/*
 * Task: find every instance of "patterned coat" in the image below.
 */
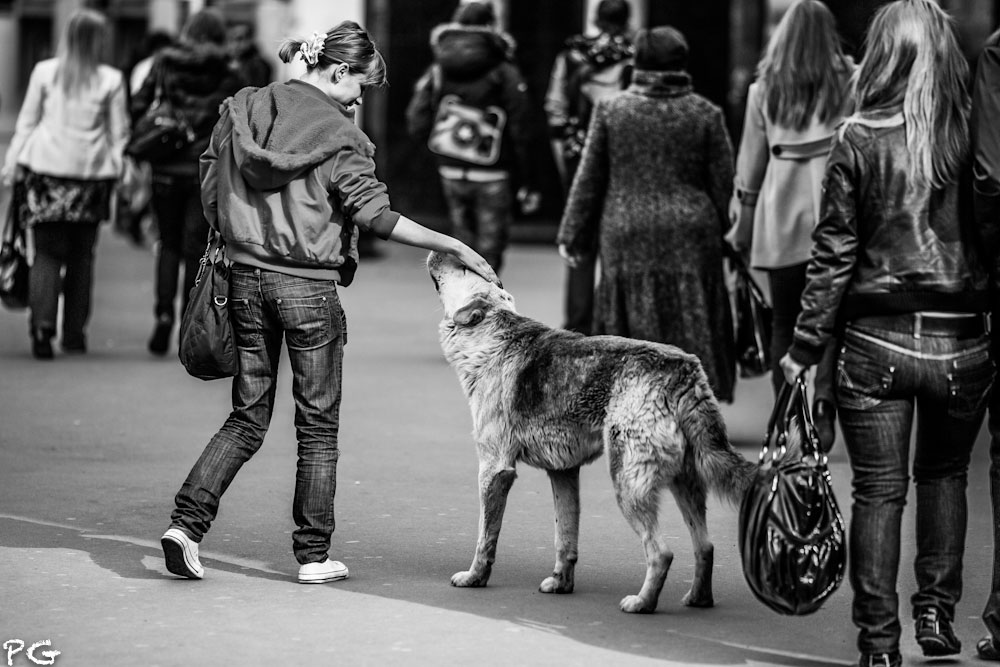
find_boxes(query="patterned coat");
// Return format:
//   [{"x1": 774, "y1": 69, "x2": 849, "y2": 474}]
[{"x1": 556, "y1": 70, "x2": 736, "y2": 401}]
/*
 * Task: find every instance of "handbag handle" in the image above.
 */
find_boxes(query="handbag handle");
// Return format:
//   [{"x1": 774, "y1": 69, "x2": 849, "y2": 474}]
[
  {"x1": 730, "y1": 252, "x2": 768, "y2": 306},
  {"x1": 759, "y1": 376, "x2": 823, "y2": 464}
]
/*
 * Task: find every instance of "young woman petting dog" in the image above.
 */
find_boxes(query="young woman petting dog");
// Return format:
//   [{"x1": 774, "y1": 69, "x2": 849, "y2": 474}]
[
  {"x1": 780, "y1": 2, "x2": 998, "y2": 665},
  {"x1": 159, "y1": 21, "x2": 497, "y2": 585}
]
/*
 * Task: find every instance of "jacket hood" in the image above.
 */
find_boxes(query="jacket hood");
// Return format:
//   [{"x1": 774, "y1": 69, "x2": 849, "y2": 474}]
[
  {"x1": 158, "y1": 42, "x2": 231, "y2": 72},
  {"x1": 225, "y1": 80, "x2": 371, "y2": 191},
  {"x1": 431, "y1": 23, "x2": 515, "y2": 79}
]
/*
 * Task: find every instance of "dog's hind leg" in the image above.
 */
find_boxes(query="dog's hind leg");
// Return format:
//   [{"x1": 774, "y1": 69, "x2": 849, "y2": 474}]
[
  {"x1": 451, "y1": 459, "x2": 517, "y2": 588},
  {"x1": 670, "y1": 479, "x2": 714, "y2": 608},
  {"x1": 609, "y1": 442, "x2": 672, "y2": 613},
  {"x1": 539, "y1": 467, "x2": 580, "y2": 594}
]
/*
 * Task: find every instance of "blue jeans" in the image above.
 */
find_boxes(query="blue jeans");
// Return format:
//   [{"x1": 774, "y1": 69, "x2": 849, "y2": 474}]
[
  {"x1": 836, "y1": 316, "x2": 993, "y2": 654},
  {"x1": 170, "y1": 266, "x2": 346, "y2": 564},
  {"x1": 439, "y1": 176, "x2": 511, "y2": 273}
]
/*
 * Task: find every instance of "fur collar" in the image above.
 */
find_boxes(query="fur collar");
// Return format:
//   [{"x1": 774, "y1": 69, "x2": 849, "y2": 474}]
[{"x1": 627, "y1": 70, "x2": 693, "y2": 98}]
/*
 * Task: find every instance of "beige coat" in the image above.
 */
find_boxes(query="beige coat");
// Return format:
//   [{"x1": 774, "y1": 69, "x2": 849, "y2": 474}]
[
  {"x1": 4, "y1": 58, "x2": 129, "y2": 181},
  {"x1": 728, "y1": 76, "x2": 852, "y2": 269}
]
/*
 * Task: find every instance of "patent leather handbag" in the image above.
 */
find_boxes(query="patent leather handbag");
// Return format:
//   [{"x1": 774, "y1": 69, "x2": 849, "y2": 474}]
[
  {"x1": 739, "y1": 376, "x2": 846, "y2": 615},
  {"x1": 178, "y1": 230, "x2": 238, "y2": 381}
]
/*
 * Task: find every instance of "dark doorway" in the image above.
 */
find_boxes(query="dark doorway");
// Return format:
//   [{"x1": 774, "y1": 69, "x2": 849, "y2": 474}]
[
  {"x1": 507, "y1": 0, "x2": 584, "y2": 227},
  {"x1": 367, "y1": 0, "x2": 584, "y2": 233},
  {"x1": 646, "y1": 0, "x2": 731, "y2": 117},
  {"x1": 367, "y1": 0, "x2": 458, "y2": 226}
]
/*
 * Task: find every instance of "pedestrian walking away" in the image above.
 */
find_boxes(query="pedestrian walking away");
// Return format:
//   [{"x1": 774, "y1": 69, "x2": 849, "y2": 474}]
[
  {"x1": 545, "y1": 0, "x2": 633, "y2": 335},
  {"x1": 130, "y1": 9, "x2": 245, "y2": 357},
  {"x1": 725, "y1": 0, "x2": 854, "y2": 451},
  {"x1": 160, "y1": 20, "x2": 498, "y2": 585},
  {"x1": 780, "y1": 2, "x2": 998, "y2": 665},
  {"x1": 405, "y1": 1, "x2": 540, "y2": 275},
  {"x1": 556, "y1": 25, "x2": 737, "y2": 403},
  {"x1": 971, "y1": 23, "x2": 1000, "y2": 665},
  {"x1": 1, "y1": 9, "x2": 129, "y2": 359}
]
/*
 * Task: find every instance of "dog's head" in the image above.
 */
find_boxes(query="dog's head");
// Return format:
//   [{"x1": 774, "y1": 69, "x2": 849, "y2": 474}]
[{"x1": 426, "y1": 251, "x2": 515, "y2": 328}]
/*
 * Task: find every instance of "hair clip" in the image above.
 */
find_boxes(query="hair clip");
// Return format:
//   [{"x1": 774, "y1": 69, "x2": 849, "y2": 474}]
[{"x1": 299, "y1": 31, "x2": 327, "y2": 66}]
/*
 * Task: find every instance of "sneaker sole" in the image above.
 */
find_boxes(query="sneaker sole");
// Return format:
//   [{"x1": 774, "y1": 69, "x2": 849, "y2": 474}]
[
  {"x1": 298, "y1": 571, "x2": 349, "y2": 584},
  {"x1": 161, "y1": 533, "x2": 203, "y2": 580},
  {"x1": 916, "y1": 637, "x2": 960, "y2": 657}
]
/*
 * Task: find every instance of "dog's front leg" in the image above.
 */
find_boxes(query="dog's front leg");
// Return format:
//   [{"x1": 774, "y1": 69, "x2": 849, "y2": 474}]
[
  {"x1": 451, "y1": 459, "x2": 517, "y2": 588},
  {"x1": 539, "y1": 467, "x2": 580, "y2": 594}
]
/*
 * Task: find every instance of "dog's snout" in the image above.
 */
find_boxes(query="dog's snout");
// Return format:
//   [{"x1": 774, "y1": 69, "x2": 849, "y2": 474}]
[{"x1": 431, "y1": 274, "x2": 440, "y2": 292}]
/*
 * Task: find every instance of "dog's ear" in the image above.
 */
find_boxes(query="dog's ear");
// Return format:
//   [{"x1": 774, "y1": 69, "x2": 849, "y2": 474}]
[{"x1": 453, "y1": 296, "x2": 491, "y2": 327}]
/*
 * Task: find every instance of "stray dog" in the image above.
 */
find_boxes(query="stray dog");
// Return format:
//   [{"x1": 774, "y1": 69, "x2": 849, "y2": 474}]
[{"x1": 427, "y1": 251, "x2": 757, "y2": 613}]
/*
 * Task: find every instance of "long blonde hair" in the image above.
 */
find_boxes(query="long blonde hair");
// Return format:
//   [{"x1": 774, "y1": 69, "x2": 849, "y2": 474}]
[
  {"x1": 757, "y1": 0, "x2": 850, "y2": 131},
  {"x1": 854, "y1": 0, "x2": 969, "y2": 188},
  {"x1": 56, "y1": 9, "x2": 108, "y2": 97}
]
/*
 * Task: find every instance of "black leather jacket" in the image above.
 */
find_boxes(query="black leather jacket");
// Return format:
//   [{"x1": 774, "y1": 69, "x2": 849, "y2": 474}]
[{"x1": 789, "y1": 109, "x2": 994, "y2": 366}]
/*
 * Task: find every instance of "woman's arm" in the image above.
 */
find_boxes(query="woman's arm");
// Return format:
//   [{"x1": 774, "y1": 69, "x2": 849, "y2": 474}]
[
  {"x1": 556, "y1": 100, "x2": 609, "y2": 263},
  {"x1": 388, "y1": 215, "x2": 499, "y2": 285},
  {"x1": 2, "y1": 63, "x2": 45, "y2": 184},
  {"x1": 107, "y1": 71, "x2": 130, "y2": 175},
  {"x1": 726, "y1": 83, "x2": 769, "y2": 251}
]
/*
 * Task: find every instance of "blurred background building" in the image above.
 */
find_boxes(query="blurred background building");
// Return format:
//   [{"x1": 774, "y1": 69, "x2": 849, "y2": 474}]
[{"x1": 0, "y1": 0, "x2": 996, "y2": 229}]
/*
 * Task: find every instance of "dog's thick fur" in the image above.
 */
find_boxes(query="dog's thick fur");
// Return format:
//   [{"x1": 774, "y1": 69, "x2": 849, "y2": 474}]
[{"x1": 428, "y1": 252, "x2": 757, "y2": 613}]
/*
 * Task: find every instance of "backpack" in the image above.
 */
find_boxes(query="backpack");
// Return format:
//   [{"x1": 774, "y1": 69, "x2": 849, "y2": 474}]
[
  {"x1": 426, "y1": 65, "x2": 507, "y2": 167},
  {"x1": 560, "y1": 35, "x2": 633, "y2": 161}
]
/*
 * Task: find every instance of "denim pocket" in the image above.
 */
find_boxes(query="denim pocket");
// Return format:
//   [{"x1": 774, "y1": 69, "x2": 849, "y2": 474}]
[
  {"x1": 276, "y1": 295, "x2": 341, "y2": 350},
  {"x1": 947, "y1": 342, "x2": 995, "y2": 422},
  {"x1": 837, "y1": 337, "x2": 894, "y2": 412},
  {"x1": 230, "y1": 298, "x2": 260, "y2": 347}
]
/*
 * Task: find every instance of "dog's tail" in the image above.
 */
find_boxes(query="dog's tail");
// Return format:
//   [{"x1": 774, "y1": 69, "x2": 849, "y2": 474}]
[{"x1": 676, "y1": 366, "x2": 757, "y2": 506}]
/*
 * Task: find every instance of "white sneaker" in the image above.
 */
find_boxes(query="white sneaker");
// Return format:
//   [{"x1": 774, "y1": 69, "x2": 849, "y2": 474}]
[
  {"x1": 161, "y1": 527, "x2": 204, "y2": 579},
  {"x1": 298, "y1": 558, "x2": 349, "y2": 584}
]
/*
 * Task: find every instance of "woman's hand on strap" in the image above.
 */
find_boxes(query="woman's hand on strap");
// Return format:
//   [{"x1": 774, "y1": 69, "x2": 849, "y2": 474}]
[{"x1": 779, "y1": 353, "x2": 808, "y2": 386}]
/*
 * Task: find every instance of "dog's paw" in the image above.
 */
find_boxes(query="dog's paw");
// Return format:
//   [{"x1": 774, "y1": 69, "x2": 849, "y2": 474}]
[
  {"x1": 451, "y1": 570, "x2": 488, "y2": 588},
  {"x1": 681, "y1": 589, "x2": 714, "y2": 608},
  {"x1": 539, "y1": 575, "x2": 574, "y2": 594},
  {"x1": 619, "y1": 595, "x2": 656, "y2": 614}
]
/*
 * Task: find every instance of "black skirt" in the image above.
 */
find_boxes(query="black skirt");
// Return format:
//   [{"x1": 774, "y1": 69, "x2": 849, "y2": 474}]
[{"x1": 20, "y1": 168, "x2": 114, "y2": 226}]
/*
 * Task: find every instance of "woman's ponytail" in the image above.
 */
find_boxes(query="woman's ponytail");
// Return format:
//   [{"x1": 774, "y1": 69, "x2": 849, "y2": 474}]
[{"x1": 277, "y1": 38, "x2": 304, "y2": 64}]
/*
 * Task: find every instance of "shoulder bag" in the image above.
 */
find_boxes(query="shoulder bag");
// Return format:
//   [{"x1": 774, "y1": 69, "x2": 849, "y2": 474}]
[
  {"x1": 0, "y1": 182, "x2": 30, "y2": 310},
  {"x1": 739, "y1": 376, "x2": 846, "y2": 615},
  {"x1": 178, "y1": 230, "x2": 238, "y2": 380},
  {"x1": 126, "y1": 64, "x2": 196, "y2": 163}
]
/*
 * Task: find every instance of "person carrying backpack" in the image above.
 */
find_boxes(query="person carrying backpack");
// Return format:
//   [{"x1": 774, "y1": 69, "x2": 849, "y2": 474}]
[
  {"x1": 544, "y1": 0, "x2": 633, "y2": 335},
  {"x1": 406, "y1": 1, "x2": 539, "y2": 274}
]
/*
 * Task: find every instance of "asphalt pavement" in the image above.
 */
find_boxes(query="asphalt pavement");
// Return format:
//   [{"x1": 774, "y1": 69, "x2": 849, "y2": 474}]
[{"x1": 0, "y1": 226, "x2": 996, "y2": 667}]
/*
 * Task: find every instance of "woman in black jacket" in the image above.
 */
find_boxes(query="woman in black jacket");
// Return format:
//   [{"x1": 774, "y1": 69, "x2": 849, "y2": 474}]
[
  {"x1": 780, "y1": 2, "x2": 999, "y2": 665},
  {"x1": 131, "y1": 9, "x2": 245, "y2": 355}
]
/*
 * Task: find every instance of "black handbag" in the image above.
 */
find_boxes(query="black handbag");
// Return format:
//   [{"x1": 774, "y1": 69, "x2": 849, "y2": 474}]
[
  {"x1": 739, "y1": 376, "x2": 846, "y2": 615},
  {"x1": 177, "y1": 231, "x2": 238, "y2": 381},
  {"x1": 0, "y1": 183, "x2": 30, "y2": 310},
  {"x1": 126, "y1": 65, "x2": 195, "y2": 163},
  {"x1": 733, "y1": 256, "x2": 773, "y2": 378}
]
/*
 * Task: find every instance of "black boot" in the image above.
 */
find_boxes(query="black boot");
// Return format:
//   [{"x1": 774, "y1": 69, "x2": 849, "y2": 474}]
[{"x1": 31, "y1": 328, "x2": 54, "y2": 360}]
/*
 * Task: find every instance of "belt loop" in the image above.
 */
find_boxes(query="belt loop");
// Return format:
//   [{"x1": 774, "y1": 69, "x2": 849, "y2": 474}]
[{"x1": 913, "y1": 312, "x2": 921, "y2": 339}]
